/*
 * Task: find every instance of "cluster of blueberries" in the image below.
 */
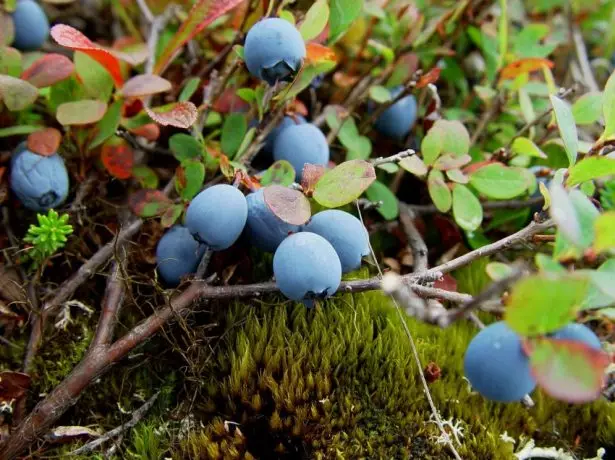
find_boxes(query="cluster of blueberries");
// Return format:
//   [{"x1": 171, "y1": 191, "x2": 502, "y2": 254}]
[
  {"x1": 8, "y1": 0, "x2": 50, "y2": 51},
  {"x1": 464, "y1": 320, "x2": 603, "y2": 402},
  {"x1": 156, "y1": 183, "x2": 371, "y2": 306}
]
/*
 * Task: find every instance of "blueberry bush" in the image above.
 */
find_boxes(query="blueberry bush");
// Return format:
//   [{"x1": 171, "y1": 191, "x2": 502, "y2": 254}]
[{"x1": 0, "y1": 0, "x2": 614, "y2": 458}]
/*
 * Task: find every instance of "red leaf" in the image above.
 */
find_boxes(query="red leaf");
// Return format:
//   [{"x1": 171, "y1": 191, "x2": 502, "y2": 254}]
[
  {"x1": 145, "y1": 102, "x2": 198, "y2": 129},
  {"x1": 0, "y1": 371, "x2": 31, "y2": 403},
  {"x1": 50, "y1": 24, "x2": 125, "y2": 87},
  {"x1": 154, "y1": 0, "x2": 246, "y2": 75},
  {"x1": 128, "y1": 123, "x2": 160, "y2": 141},
  {"x1": 415, "y1": 67, "x2": 441, "y2": 89},
  {"x1": 27, "y1": 128, "x2": 62, "y2": 156},
  {"x1": 212, "y1": 88, "x2": 250, "y2": 113},
  {"x1": 500, "y1": 58, "x2": 554, "y2": 81},
  {"x1": 101, "y1": 137, "x2": 134, "y2": 179},
  {"x1": 21, "y1": 54, "x2": 74, "y2": 88},
  {"x1": 263, "y1": 185, "x2": 311, "y2": 225},
  {"x1": 433, "y1": 273, "x2": 457, "y2": 292},
  {"x1": 121, "y1": 74, "x2": 172, "y2": 98},
  {"x1": 128, "y1": 189, "x2": 172, "y2": 217},
  {"x1": 306, "y1": 42, "x2": 337, "y2": 64},
  {"x1": 301, "y1": 164, "x2": 326, "y2": 195}
]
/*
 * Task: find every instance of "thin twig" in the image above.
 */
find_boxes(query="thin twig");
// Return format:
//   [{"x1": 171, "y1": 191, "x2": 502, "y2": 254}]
[
  {"x1": 145, "y1": 5, "x2": 178, "y2": 76},
  {"x1": 135, "y1": 0, "x2": 154, "y2": 24},
  {"x1": 404, "y1": 196, "x2": 544, "y2": 215},
  {"x1": 91, "y1": 255, "x2": 127, "y2": 348},
  {"x1": 371, "y1": 149, "x2": 415, "y2": 166},
  {"x1": 70, "y1": 392, "x2": 160, "y2": 456},
  {"x1": 572, "y1": 25, "x2": 600, "y2": 93}
]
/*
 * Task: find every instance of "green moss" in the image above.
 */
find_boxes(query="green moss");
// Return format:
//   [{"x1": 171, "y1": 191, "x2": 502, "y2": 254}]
[{"x1": 174, "y1": 289, "x2": 615, "y2": 459}]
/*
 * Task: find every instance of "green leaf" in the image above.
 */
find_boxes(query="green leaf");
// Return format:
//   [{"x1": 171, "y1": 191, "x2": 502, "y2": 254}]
[
  {"x1": 0, "y1": 125, "x2": 41, "y2": 138},
  {"x1": 160, "y1": 204, "x2": 184, "y2": 228},
  {"x1": 334, "y1": 117, "x2": 372, "y2": 159},
  {"x1": 505, "y1": 274, "x2": 589, "y2": 335},
  {"x1": 0, "y1": 46, "x2": 22, "y2": 77},
  {"x1": 153, "y1": 0, "x2": 245, "y2": 74},
  {"x1": 56, "y1": 100, "x2": 107, "y2": 126},
  {"x1": 469, "y1": 164, "x2": 527, "y2": 199},
  {"x1": 91, "y1": 99, "x2": 122, "y2": 149},
  {"x1": 453, "y1": 257, "x2": 490, "y2": 295},
  {"x1": 452, "y1": 184, "x2": 482, "y2": 231},
  {"x1": 581, "y1": 259, "x2": 615, "y2": 309},
  {"x1": 510, "y1": 137, "x2": 547, "y2": 158},
  {"x1": 421, "y1": 119, "x2": 470, "y2": 165},
  {"x1": 0, "y1": 74, "x2": 38, "y2": 111},
  {"x1": 169, "y1": 133, "x2": 203, "y2": 162},
  {"x1": 601, "y1": 70, "x2": 615, "y2": 141},
  {"x1": 236, "y1": 88, "x2": 255, "y2": 103},
  {"x1": 369, "y1": 85, "x2": 392, "y2": 103},
  {"x1": 421, "y1": 127, "x2": 443, "y2": 165},
  {"x1": 569, "y1": 189, "x2": 600, "y2": 250},
  {"x1": 132, "y1": 165, "x2": 159, "y2": 189},
  {"x1": 571, "y1": 91, "x2": 602, "y2": 126},
  {"x1": 399, "y1": 155, "x2": 427, "y2": 178},
  {"x1": 535, "y1": 253, "x2": 566, "y2": 274},
  {"x1": 221, "y1": 113, "x2": 247, "y2": 159},
  {"x1": 176, "y1": 160, "x2": 205, "y2": 201},
  {"x1": 365, "y1": 180, "x2": 399, "y2": 220},
  {"x1": 567, "y1": 157, "x2": 615, "y2": 187},
  {"x1": 550, "y1": 94, "x2": 578, "y2": 166},
  {"x1": 313, "y1": 160, "x2": 376, "y2": 208},
  {"x1": 485, "y1": 262, "x2": 513, "y2": 281},
  {"x1": 527, "y1": 337, "x2": 609, "y2": 403},
  {"x1": 329, "y1": 0, "x2": 364, "y2": 43},
  {"x1": 594, "y1": 212, "x2": 615, "y2": 254},
  {"x1": 427, "y1": 169, "x2": 452, "y2": 212},
  {"x1": 260, "y1": 160, "x2": 296, "y2": 187},
  {"x1": 179, "y1": 77, "x2": 201, "y2": 102},
  {"x1": 236, "y1": 126, "x2": 256, "y2": 158},
  {"x1": 299, "y1": 0, "x2": 329, "y2": 41},
  {"x1": 74, "y1": 51, "x2": 114, "y2": 101}
]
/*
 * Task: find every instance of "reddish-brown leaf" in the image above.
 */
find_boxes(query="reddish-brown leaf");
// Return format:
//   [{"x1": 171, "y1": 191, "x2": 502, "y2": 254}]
[
  {"x1": 333, "y1": 71, "x2": 360, "y2": 88},
  {"x1": 499, "y1": 58, "x2": 554, "y2": 81},
  {"x1": 288, "y1": 99, "x2": 308, "y2": 117},
  {"x1": 219, "y1": 153, "x2": 234, "y2": 179},
  {"x1": 212, "y1": 88, "x2": 250, "y2": 113},
  {"x1": 0, "y1": 167, "x2": 5, "y2": 182},
  {"x1": 306, "y1": 42, "x2": 337, "y2": 64},
  {"x1": 415, "y1": 67, "x2": 441, "y2": 89},
  {"x1": 433, "y1": 273, "x2": 457, "y2": 292},
  {"x1": 301, "y1": 164, "x2": 326, "y2": 195},
  {"x1": 128, "y1": 123, "x2": 160, "y2": 141},
  {"x1": 50, "y1": 24, "x2": 125, "y2": 87},
  {"x1": 263, "y1": 185, "x2": 311, "y2": 225},
  {"x1": 21, "y1": 54, "x2": 74, "y2": 88},
  {"x1": 144, "y1": 102, "x2": 198, "y2": 129},
  {"x1": 27, "y1": 128, "x2": 62, "y2": 156},
  {"x1": 46, "y1": 426, "x2": 101, "y2": 444},
  {"x1": 120, "y1": 74, "x2": 172, "y2": 98},
  {"x1": 154, "y1": 0, "x2": 246, "y2": 75},
  {"x1": 128, "y1": 189, "x2": 172, "y2": 217},
  {"x1": 0, "y1": 371, "x2": 31, "y2": 403},
  {"x1": 101, "y1": 137, "x2": 134, "y2": 179}
]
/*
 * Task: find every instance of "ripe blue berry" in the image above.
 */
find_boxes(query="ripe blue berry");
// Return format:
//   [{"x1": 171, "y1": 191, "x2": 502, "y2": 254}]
[
  {"x1": 244, "y1": 18, "x2": 306, "y2": 85},
  {"x1": 156, "y1": 225, "x2": 206, "y2": 286},
  {"x1": 185, "y1": 184, "x2": 248, "y2": 251},
  {"x1": 10, "y1": 0, "x2": 50, "y2": 51},
  {"x1": 273, "y1": 123, "x2": 329, "y2": 181},
  {"x1": 303, "y1": 210, "x2": 370, "y2": 273},
  {"x1": 273, "y1": 232, "x2": 342, "y2": 306},
  {"x1": 263, "y1": 115, "x2": 306, "y2": 154},
  {"x1": 373, "y1": 86, "x2": 417, "y2": 141},
  {"x1": 464, "y1": 321, "x2": 537, "y2": 402},
  {"x1": 245, "y1": 188, "x2": 300, "y2": 252},
  {"x1": 552, "y1": 323, "x2": 602, "y2": 350},
  {"x1": 10, "y1": 148, "x2": 69, "y2": 212}
]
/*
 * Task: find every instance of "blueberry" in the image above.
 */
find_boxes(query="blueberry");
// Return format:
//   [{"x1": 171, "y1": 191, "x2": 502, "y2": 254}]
[
  {"x1": 244, "y1": 18, "x2": 306, "y2": 85},
  {"x1": 10, "y1": 149, "x2": 69, "y2": 212},
  {"x1": 263, "y1": 115, "x2": 306, "y2": 153},
  {"x1": 156, "y1": 225, "x2": 206, "y2": 286},
  {"x1": 245, "y1": 188, "x2": 300, "y2": 252},
  {"x1": 463, "y1": 321, "x2": 537, "y2": 402},
  {"x1": 303, "y1": 210, "x2": 370, "y2": 273},
  {"x1": 273, "y1": 123, "x2": 329, "y2": 181},
  {"x1": 10, "y1": 0, "x2": 50, "y2": 51},
  {"x1": 273, "y1": 232, "x2": 342, "y2": 306},
  {"x1": 552, "y1": 323, "x2": 602, "y2": 350},
  {"x1": 185, "y1": 184, "x2": 248, "y2": 251},
  {"x1": 373, "y1": 86, "x2": 417, "y2": 141}
]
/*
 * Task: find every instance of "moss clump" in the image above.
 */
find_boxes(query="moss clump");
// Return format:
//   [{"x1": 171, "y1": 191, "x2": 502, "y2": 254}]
[{"x1": 175, "y1": 289, "x2": 615, "y2": 459}]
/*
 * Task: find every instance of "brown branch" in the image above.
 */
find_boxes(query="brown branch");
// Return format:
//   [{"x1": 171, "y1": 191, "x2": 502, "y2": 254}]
[
  {"x1": 371, "y1": 149, "x2": 415, "y2": 167},
  {"x1": 399, "y1": 205, "x2": 428, "y2": 271},
  {"x1": 91, "y1": 256, "x2": 126, "y2": 348}
]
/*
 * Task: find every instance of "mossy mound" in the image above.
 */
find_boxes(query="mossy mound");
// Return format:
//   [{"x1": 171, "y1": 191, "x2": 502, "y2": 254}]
[{"x1": 174, "y1": 290, "x2": 615, "y2": 459}]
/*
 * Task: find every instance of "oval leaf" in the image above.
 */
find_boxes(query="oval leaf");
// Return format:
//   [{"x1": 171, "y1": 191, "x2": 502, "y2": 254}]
[
  {"x1": 169, "y1": 133, "x2": 202, "y2": 162},
  {"x1": 510, "y1": 137, "x2": 547, "y2": 159},
  {"x1": 567, "y1": 157, "x2": 615, "y2": 187},
  {"x1": 299, "y1": 0, "x2": 329, "y2": 41},
  {"x1": 261, "y1": 160, "x2": 296, "y2": 187},
  {"x1": 505, "y1": 275, "x2": 589, "y2": 335},
  {"x1": 121, "y1": 74, "x2": 172, "y2": 98},
  {"x1": 160, "y1": 204, "x2": 183, "y2": 228},
  {"x1": 263, "y1": 185, "x2": 311, "y2": 225},
  {"x1": 313, "y1": 160, "x2": 376, "y2": 208},
  {"x1": 145, "y1": 102, "x2": 198, "y2": 129},
  {"x1": 27, "y1": 128, "x2": 62, "y2": 156},
  {"x1": 21, "y1": 53, "x2": 74, "y2": 88},
  {"x1": 101, "y1": 137, "x2": 134, "y2": 179},
  {"x1": 175, "y1": 160, "x2": 205, "y2": 201},
  {"x1": 57, "y1": 100, "x2": 107, "y2": 125},
  {"x1": 550, "y1": 94, "x2": 578, "y2": 166},
  {"x1": 428, "y1": 169, "x2": 452, "y2": 212},
  {"x1": 0, "y1": 75, "x2": 38, "y2": 111},
  {"x1": 469, "y1": 163, "x2": 528, "y2": 199},
  {"x1": 452, "y1": 184, "x2": 482, "y2": 231},
  {"x1": 128, "y1": 189, "x2": 172, "y2": 217},
  {"x1": 526, "y1": 337, "x2": 609, "y2": 403},
  {"x1": 365, "y1": 180, "x2": 399, "y2": 220},
  {"x1": 572, "y1": 91, "x2": 602, "y2": 126}
]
